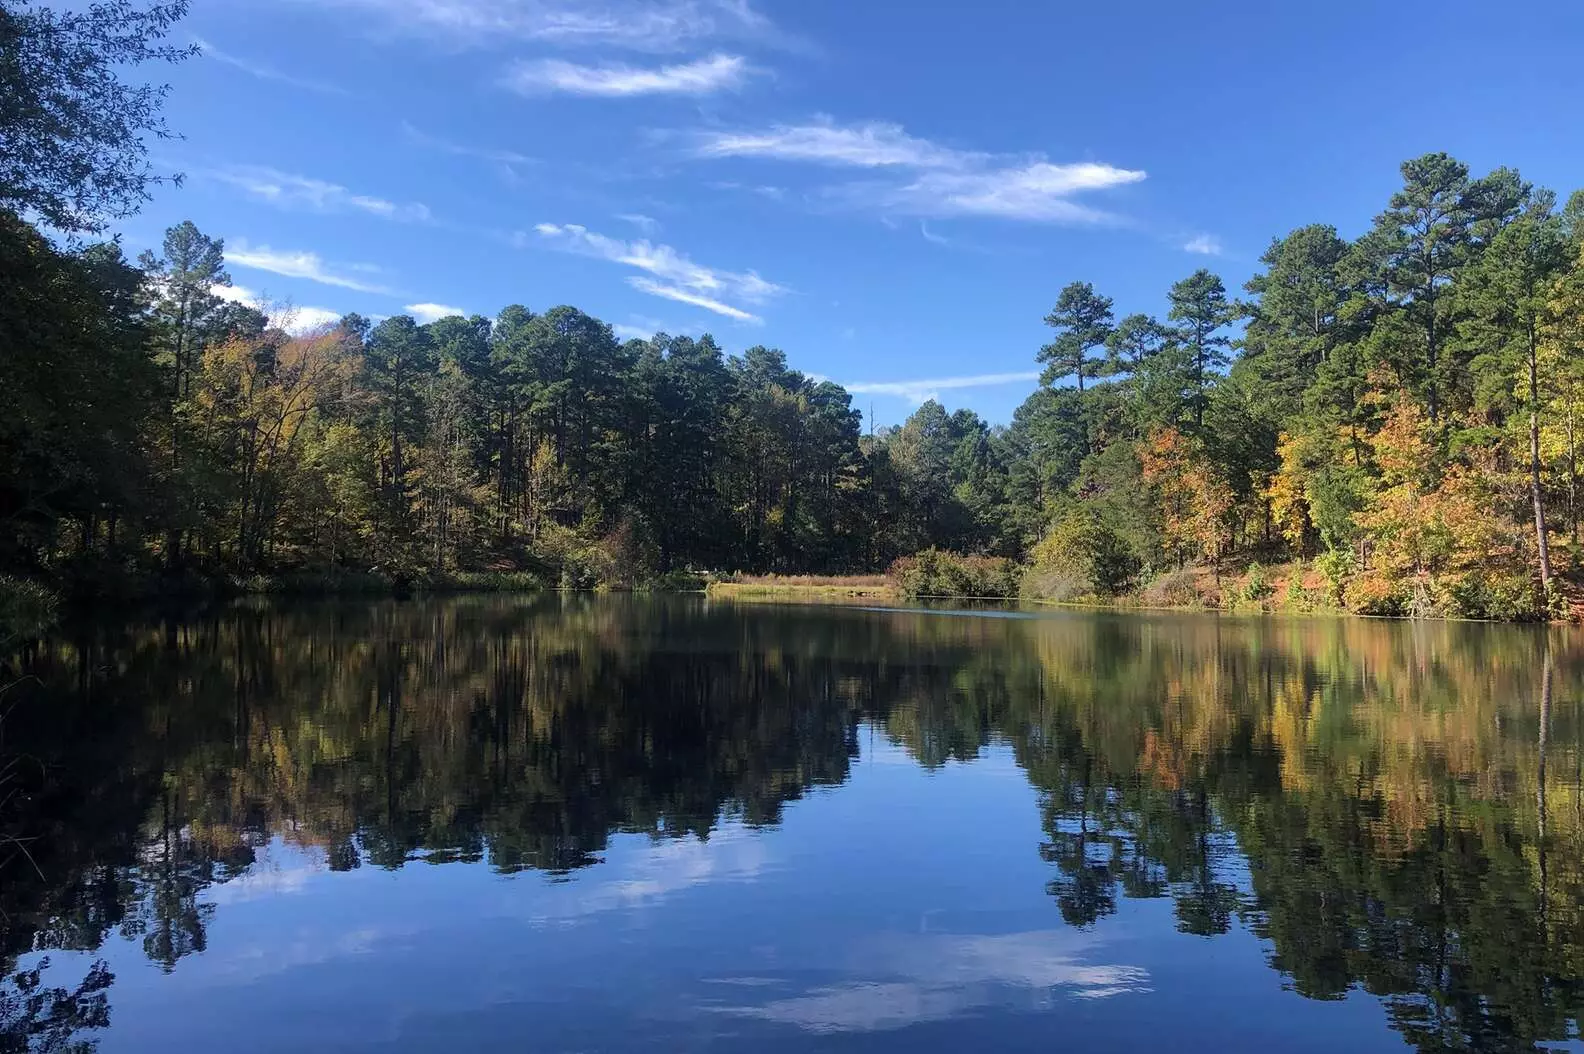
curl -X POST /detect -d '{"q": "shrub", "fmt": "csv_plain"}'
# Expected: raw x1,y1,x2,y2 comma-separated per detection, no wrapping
1021,568,1090,603
533,523,613,590
1239,562,1275,605
890,549,1022,598
0,576,60,642
424,571,545,593
1282,567,1317,613
1346,570,1411,617
1314,546,1356,605
1139,568,1208,608
1443,571,1539,621
1027,507,1139,596
652,570,708,592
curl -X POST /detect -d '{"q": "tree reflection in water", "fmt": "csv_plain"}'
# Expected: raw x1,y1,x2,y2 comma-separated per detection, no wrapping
1,596,1580,1052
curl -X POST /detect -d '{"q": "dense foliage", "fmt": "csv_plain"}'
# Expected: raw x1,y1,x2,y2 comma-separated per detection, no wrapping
5,2,1584,617
1020,159,1584,620
9,158,1584,618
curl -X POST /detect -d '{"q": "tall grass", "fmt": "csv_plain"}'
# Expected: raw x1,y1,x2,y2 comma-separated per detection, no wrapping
722,573,892,588
231,570,546,595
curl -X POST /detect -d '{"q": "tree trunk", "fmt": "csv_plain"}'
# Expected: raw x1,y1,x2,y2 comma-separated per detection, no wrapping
1528,330,1553,612
1568,389,1579,546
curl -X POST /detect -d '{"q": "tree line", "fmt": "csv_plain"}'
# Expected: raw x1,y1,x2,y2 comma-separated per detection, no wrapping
7,1,1584,617
1020,156,1584,620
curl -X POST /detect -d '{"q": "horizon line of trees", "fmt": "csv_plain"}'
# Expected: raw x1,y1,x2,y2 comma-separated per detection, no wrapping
7,1,1584,617
7,149,1584,618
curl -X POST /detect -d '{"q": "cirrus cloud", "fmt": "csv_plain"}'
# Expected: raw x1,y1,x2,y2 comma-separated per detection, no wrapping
226,241,397,295
532,221,781,322
693,119,973,169
195,37,351,95
289,0,781,52
209,165,431,222
626,277,759,322
504,53,753,96
842,370,1042,405
687,117,1145,225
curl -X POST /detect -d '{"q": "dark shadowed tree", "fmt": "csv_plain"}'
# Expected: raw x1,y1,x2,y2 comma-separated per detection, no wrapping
0,0,194,233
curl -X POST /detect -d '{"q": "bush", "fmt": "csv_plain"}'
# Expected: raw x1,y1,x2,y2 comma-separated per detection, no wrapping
1138,568,1215,608
890,549,1022,598
1315,546,1356,605
424,571,545,593
1282,567,1317,613
1346,570,1411,617
651,570,708,593
1239,562,1275,605
1443,571,1540,621
0,576,60,642
533,523,610,590
1021,568,1090,603
1027,507,1139,596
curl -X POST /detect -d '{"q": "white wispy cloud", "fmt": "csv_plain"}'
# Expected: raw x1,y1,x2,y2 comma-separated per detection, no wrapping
401,121,535,168
533,221,780,322
504,53,752,96
711,930,1147,1034
293,0,779,51
689,117,1144,224
628,277,758,322
209,165,432,222
211,284,342,335
707,180,788,200
617,212,660,234
693,118,971,169
227,241,397,295
1183,233,1222,255
843,370,1041,404
195,37,350,95
280,306,345,332
611,315,697,340
875,162,1144,223
405,302,467,323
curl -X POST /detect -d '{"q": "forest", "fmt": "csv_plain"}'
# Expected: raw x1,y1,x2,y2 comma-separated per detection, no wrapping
7,1,1584,619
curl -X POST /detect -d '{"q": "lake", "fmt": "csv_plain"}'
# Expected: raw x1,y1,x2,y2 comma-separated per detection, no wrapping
1,595,1580,1052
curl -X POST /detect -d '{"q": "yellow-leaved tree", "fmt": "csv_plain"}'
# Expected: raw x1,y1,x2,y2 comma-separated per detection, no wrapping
1139,427,1233,569
192,327,354,569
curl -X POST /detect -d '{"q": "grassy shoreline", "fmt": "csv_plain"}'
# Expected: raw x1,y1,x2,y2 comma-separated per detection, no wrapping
2,559,1560,642
706,581,900,603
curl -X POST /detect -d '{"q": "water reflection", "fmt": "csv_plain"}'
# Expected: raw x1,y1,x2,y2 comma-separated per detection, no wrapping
708,930,1151,1034
1,597,1581,1051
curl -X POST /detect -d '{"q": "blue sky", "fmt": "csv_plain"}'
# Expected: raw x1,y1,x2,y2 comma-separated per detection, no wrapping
128,0,1584,428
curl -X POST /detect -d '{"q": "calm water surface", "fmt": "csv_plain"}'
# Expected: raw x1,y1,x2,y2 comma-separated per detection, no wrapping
2,596,1581,1052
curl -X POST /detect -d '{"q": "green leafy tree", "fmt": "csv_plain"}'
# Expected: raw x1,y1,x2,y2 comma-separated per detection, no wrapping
1167,269,1235,428
363,316,436,562
0,0,193,233
1457,192,1568,606
1039,281,1115,393
1241,224,1352,420
1363,153,1491,420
